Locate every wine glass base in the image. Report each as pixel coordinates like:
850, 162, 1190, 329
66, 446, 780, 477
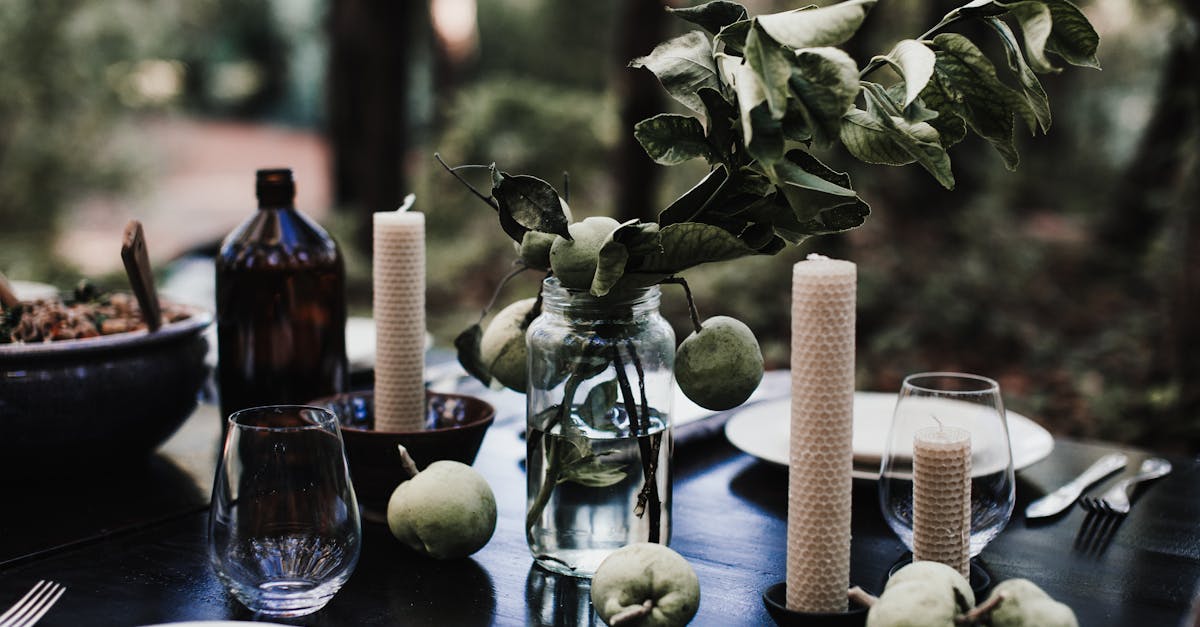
885, 555, 993, 596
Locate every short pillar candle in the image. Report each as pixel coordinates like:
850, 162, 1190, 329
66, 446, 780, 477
372, 211, 426, 432
787, 254, 857, 612
911, 425, 972, 578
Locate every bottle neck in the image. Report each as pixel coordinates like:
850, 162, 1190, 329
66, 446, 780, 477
539, 277, 661, 321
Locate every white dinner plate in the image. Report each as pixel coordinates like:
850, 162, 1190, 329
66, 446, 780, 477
724, 392, 1054, 479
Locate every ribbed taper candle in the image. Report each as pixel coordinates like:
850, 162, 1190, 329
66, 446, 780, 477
787, 254, 856, 612
373, 211, 426, 432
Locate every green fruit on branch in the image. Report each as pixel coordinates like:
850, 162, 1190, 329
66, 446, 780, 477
480, 297, 536, 392
591, 543, 700, 627
386, 457, 497, 559
675, 316, 763, 411
549, 216, 621, 291
518, 231, 557, 271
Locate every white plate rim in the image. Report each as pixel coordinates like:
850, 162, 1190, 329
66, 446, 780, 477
724, 392, 1054, 479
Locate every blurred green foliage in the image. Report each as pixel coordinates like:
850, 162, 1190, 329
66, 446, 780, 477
0, 0, 1194, 451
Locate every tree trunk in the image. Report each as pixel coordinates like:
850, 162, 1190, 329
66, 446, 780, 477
327, 0, 432, 254
612, 0, 669, 223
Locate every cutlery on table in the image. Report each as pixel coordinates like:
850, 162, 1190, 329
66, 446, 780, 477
0, 580, 65, 627
1082, 457, 1173, 515
1025, 452, 1127, 519
1075, 457, 1173, 554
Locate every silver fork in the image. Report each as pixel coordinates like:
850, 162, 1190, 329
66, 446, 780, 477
0, 581, 66, 627
1075, 457, 1173, 554
1082, 457, 1173, 514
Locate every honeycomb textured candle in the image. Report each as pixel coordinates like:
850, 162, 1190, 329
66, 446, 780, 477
373, 211, 426, 432
787, 255, 856, 612
912, 425, 972, 577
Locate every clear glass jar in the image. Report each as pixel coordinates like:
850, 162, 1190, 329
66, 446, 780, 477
525, 277, 675, 577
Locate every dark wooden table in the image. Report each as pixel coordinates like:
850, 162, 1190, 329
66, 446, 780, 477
2, 392, 1199, 626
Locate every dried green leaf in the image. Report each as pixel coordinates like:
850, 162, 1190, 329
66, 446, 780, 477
579, 379, 619, 428
631, 222, 760, 275
1043, 0, 1100, 69
874, 39, 935, 107
1002, 2, 1057, 74
927, 33, 1032, 170
630, 31, 720, 114
727, 59, 784, 164
669, 0, 748, 36
714, 19, 752, 54
558, 439, 627, 488
757, 0, 876, 50
592, 221, 662, 297
770, 149, 858, 221
697, 87, 737, 158
987, 17, 1051, 133
839, 83, 955, 188
659, 165, 729, 226
634, 114, 716, 166
492, 173, 571, 242
743, 22, 794, 119
787, 46, 861, 147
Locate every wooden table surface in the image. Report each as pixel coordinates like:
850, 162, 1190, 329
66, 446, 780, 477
2, 389, 1198, 626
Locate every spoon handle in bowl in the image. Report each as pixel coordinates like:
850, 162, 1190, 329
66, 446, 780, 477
121, 220, 163, 332
0, 271, 18, 309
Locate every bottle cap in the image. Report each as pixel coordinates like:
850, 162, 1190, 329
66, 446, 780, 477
256, 168, 295, 207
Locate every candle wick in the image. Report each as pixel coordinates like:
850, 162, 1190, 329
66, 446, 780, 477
396, 193, 416, 213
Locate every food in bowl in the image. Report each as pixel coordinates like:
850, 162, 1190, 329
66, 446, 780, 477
1, 286, 192, 344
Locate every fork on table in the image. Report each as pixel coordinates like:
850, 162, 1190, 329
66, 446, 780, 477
1075, 457, 1173, 555
0, 581, 65, 627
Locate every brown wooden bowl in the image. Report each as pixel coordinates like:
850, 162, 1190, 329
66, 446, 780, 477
312, 390, 495, 514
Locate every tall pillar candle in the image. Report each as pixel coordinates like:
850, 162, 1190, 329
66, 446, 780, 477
373, 211, 426, 432
787, 254, 857, 612
912, 425, 972, 577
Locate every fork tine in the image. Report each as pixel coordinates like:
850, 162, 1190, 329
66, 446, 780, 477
10, 584, 64, 627
0, 582, 63, 627
0, 581, 47, 625
1074, 507, 1102, 553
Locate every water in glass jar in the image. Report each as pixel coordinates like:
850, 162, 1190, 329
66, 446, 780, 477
527, 408, 670, 577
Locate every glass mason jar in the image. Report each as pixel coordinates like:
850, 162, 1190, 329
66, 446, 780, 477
525, 277, 675, 577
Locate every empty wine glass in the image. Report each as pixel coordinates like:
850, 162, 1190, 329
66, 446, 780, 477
208, 405, 361, 617
878, 373, 1016, 557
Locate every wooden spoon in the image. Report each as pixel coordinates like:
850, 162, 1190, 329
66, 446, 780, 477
120, 220, 163, 332
0, 270, 19, 309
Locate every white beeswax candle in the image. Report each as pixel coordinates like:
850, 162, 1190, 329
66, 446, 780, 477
912, 425, 972, 577
787, 254, 857, 612
373, 211, 426, 432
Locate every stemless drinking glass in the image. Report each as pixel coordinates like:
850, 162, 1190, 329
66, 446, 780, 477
208, 405, 361, 617
878, 373, 1016, 557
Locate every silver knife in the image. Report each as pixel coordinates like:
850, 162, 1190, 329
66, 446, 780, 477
1025, 453, 1128, 519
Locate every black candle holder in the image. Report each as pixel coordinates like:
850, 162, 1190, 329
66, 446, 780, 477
762, 582, 871, 627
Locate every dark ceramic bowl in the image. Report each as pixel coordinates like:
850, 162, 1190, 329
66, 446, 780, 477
0, 309, 212, 469
763, 582, 871, 627
313, 390, 495, 514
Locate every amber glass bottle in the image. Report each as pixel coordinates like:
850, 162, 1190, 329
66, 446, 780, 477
215, 169, 348, 421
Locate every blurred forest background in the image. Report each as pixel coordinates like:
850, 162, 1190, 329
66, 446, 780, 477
0, 0, 1196, 452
